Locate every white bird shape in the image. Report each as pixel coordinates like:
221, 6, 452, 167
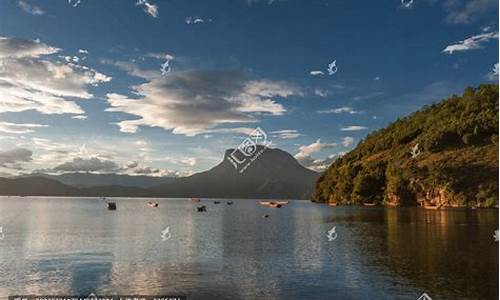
161, 226, 172, 241
327, 226, 337, 241
327, 60, 338, 75
410, 143, 421, 158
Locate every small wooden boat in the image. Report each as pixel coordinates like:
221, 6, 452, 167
276, 201, 289, 205
107, 202, 117, 210
197, 205, 207, 212
328, 202, 337, 207
423, 204, 440, 210
227, 201, 234, 205
363, 202, 376, 207
147, 202, 159, 207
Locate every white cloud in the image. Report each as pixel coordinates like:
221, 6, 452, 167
341, 126, 368, 131
318, 106, 359, 114
310, 70, 325, 76
243, 80, 300, 98
0, 148, 32, 169
444, 0, 498, 24
100, 58, 158, 79
18, 0, 45, 15
0, 122, 48, 134
185, 16, 212, 24
60, 55, 82, 63
0, 37, 59, 58
180, 157, 197, 166
204, 127, 257, 135
442, 31, 499, 54
125, 163, 189, 177
314, 88, 329, 97
352, 91, 384, 101
1, 135, 202, 177
71, 115, 88, 120
294, 139, 338, 172
302, 154, 343, 172
271, 129, 301, 139
136, 0, 159, 18
53, 157, 120, 172
294, 139, 335, 160
0, 37, 111, 115
341, 136, 354, 147
105, 70, 299, 136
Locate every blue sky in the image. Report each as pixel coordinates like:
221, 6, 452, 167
0, 0, 498, 176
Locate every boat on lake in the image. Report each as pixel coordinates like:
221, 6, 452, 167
423, 205, 440, 210
147, 202, 159, 207
421, 201, 441, 210
260, 201, 283, 208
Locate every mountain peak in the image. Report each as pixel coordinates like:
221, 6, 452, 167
153, 147, 320, 199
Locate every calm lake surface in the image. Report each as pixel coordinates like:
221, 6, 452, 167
0, 197, 498, 300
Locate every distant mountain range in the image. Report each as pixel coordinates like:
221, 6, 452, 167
25, 172, 175, 188
0, 146, 320, 199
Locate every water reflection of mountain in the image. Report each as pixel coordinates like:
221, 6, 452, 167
328, 207, 499, 300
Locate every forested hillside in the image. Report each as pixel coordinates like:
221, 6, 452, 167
314, 84, 499, 208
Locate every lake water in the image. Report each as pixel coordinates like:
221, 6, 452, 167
0, 197, 498, 300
